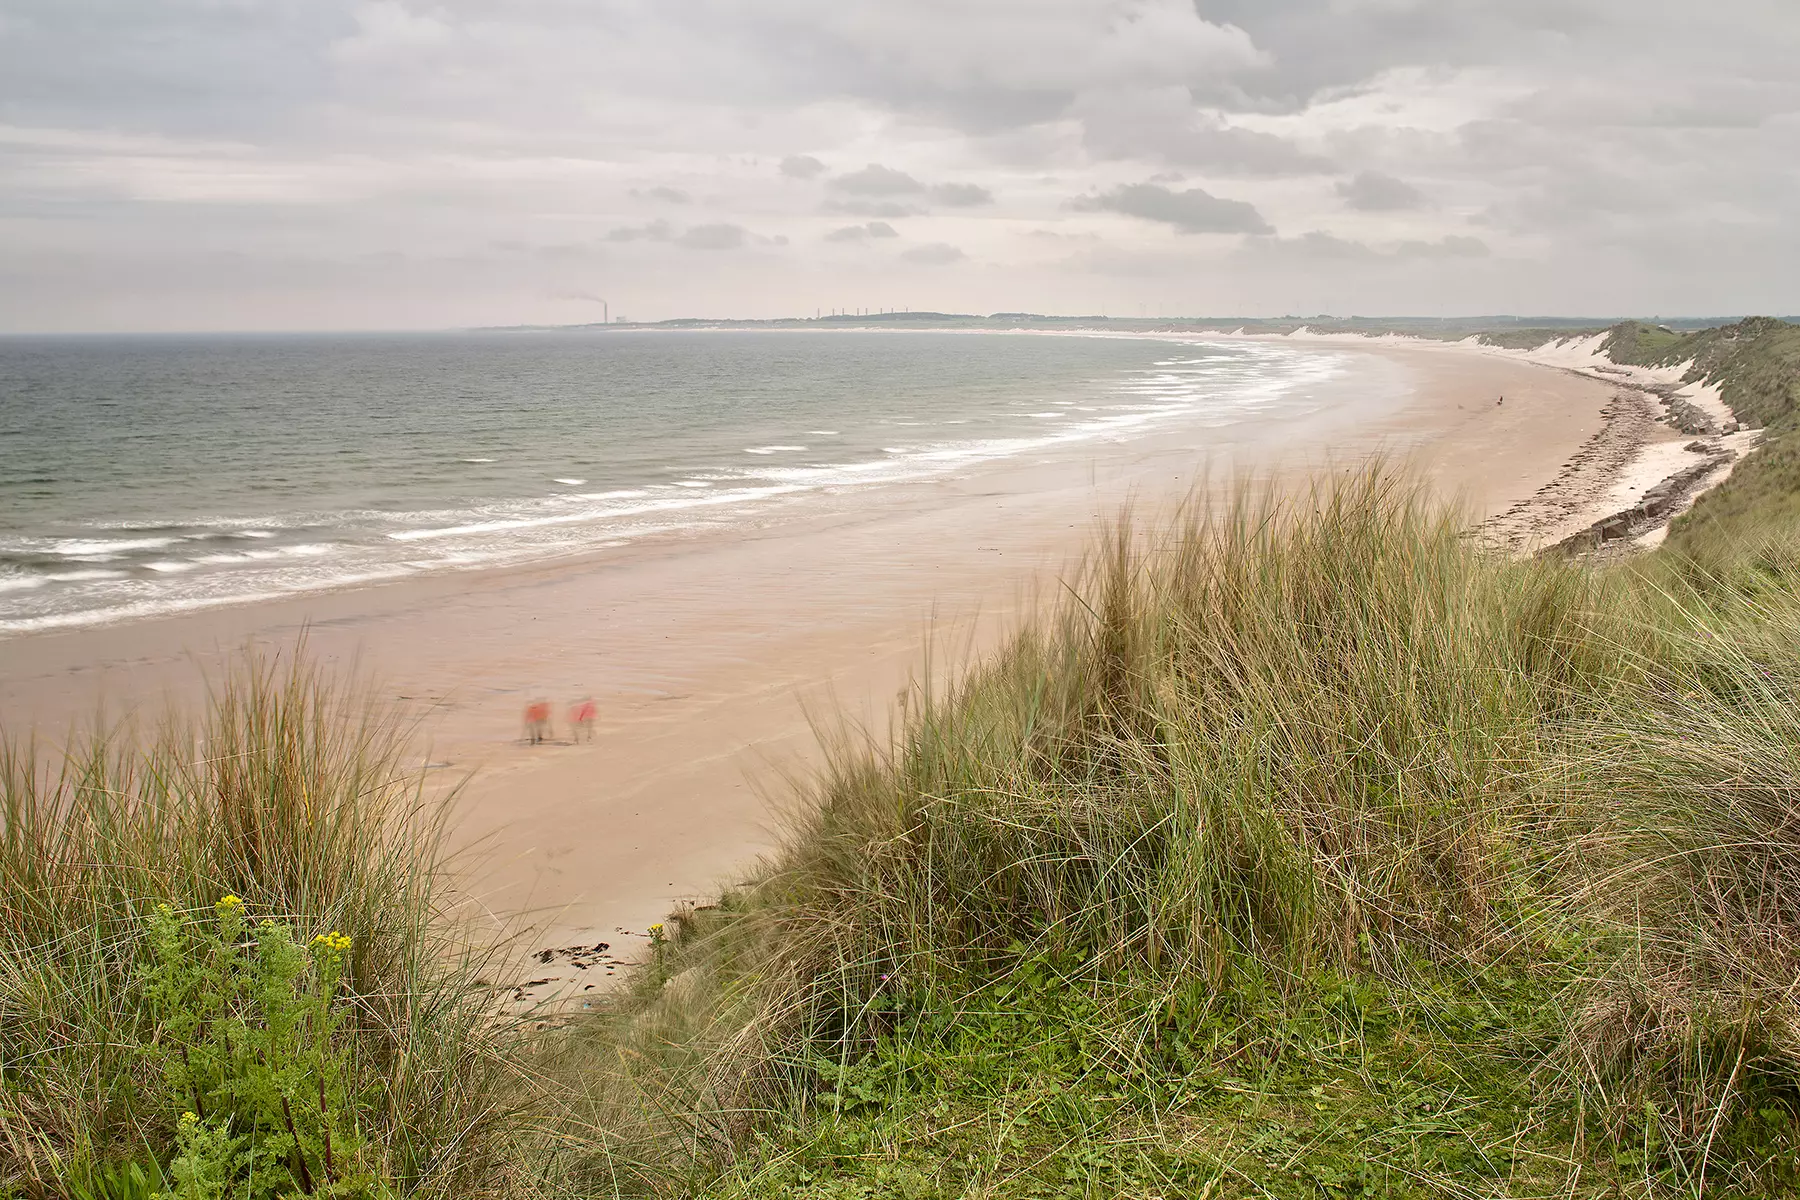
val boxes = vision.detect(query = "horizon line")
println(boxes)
[3,312,1793,339]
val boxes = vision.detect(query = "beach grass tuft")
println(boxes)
[0,652,532,1199]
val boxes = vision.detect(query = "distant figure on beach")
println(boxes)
[571,696,597,742]
[1497,394,1504,405]
[524,699,551,744]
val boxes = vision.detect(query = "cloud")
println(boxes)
[1072,86,1336,175]
[822,199,927,218]
[605,220,673,243]
[829,163,926,195]
[633,185,692,204]
[604,221,772,250]
[3,0,1798,328]
[929,182,994,206]
[824,221,900,242]
[1336,170,1426,211]
[1070,182,1272,234]
[1398,234,1488,258]
[1240,231,1490,262]
[674,223,751,250]
[779,154,826,179]
[901,242,966,265]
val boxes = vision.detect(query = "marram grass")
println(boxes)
[556,470,1800,1196]
[0,653,531,1199]
[11,469,1800,1198]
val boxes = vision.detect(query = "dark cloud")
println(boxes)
[1073,88,1335,175]
[824,221,900,242]
[829,164,926,195]
[1191,0,1611,111]
[901,242,966,265]
[929,182,995,206]
[1071,183,1272,234]
[779,154,827,178]
[1336,171,1425,212]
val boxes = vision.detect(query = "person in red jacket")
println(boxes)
[524,699,551,744]
[570,696,597,742]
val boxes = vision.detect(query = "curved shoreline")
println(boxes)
[0,337,1627,1008]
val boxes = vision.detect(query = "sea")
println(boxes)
[0,329,1347,636]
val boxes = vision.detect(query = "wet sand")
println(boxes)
[0,339,1622,997]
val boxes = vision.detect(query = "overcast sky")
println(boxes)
[2,0,1797,331]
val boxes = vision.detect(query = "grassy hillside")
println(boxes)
[1604,317,1800,429]
[13,467,1800,1198]
[1645,318,1800,559]
[543,475,1800,1198]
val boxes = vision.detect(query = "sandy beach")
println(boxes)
[0,336,1654,999]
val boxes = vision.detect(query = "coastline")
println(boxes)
[0,335,1664,1003]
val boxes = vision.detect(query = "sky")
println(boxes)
[1,0,1797,332]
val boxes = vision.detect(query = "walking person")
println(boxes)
[524,699,551,744]
[570,696,597,742]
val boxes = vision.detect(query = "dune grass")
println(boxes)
[548,471,1800,1197]
[0,655,534,1199]
[10,468,1800,1198]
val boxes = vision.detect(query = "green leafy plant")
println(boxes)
[140,897,385,1199]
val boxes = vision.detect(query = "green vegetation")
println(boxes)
[1474,327,1607,350]
[1,661,527,1198]
[1646,318,1800,561]
[11,342,1800,1195]
[547,473,1800,1198]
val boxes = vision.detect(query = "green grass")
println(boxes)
[0,655,535,1199]
[1465,317,1800,570]
[1474,327,1608,350]
[538,472,1800,1197]
[13,464,1800,1198]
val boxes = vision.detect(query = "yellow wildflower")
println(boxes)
[216,894,244,911]
[311,930,353,954]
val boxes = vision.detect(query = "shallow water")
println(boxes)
[0,328,1343,633]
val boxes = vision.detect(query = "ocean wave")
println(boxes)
[52,536,178,556]
[384,485,808,543]
[193,543,337,566]
[2,334,1351,637]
